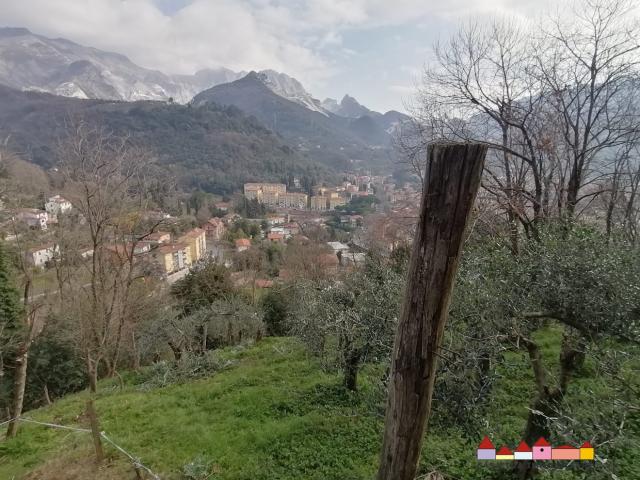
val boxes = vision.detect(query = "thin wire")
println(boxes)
[1,416,161,479]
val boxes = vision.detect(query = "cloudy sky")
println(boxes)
[0,0,557,112]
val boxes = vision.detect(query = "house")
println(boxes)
[152,243,189,274]
[327,241,350,254]
[282,222,299,237]
[532,438,552,460]
[203,218,226,241]
[214,202,231,212]
[24,243,58,268]
[267,232,284,244]
[514,441,533,460]
[579,442,594,460]
[178,228,206,263]
[78,247,94,259]
[235,238,251,252]
[552,445,580,460]
[44,195,72,216]
[477,436,496,460]
[495,446,514,461]
[15,209,48,230]
[145,231,171,245]
[266,213,286,225]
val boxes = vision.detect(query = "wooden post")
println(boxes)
[86,399,105,463]
[376,143,487,480]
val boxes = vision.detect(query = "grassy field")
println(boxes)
[0,332,638,479]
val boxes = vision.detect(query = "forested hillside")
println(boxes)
[0,85,330,194]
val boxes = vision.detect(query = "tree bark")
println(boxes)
[376,143,487,480]
[5,346,28,438]
[86,399,104,463]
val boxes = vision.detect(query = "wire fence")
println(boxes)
[2,415,161,479]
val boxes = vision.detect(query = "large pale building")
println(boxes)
[243,183,307,209]
[178,228,207,264]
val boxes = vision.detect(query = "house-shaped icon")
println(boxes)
[477,436,496,460]
[580,441,595,460]
[514,440,532,460]
[496,446,514,460]
[532,437,552,460]
[552,445,580,460]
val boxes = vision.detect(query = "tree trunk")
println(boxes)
[376,143,487,480]
[343,347,361,392]
[86,399,104,463]
[6,346,28,438]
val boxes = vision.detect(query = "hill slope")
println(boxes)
[1,333,636,480]
[0,85,329,194]
[193,73,396,170]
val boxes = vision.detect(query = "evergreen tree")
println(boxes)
[0,242,22,341]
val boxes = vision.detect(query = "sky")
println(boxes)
[0,0,559,112]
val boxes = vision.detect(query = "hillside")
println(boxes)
[193,73,396,171]
[0,85,329,194]
[1,334,637,480]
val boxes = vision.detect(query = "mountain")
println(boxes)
[0,84,331,194]
[0,27,245,103]
[258,70,329,115]
[324,95,372,119]
[192,72,396,170]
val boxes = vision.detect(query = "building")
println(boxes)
[145,231,171,245]
[267,232,285,244]
[203,218,226,241]
[329,197,347,210]
[15,209,48,230]
[235,238,251,252]
[310,196,328,211]
[532,437,552,460]
[514,441,533,460]
[579,442,594,460]
[244,183,307,209]
[477,436,496,460]
[178,228,207,263]
[282,223,300,237]
[327,241,350,254]
[552,445,580,460]
[495,446,514,461]
[44,195,72,216]
[153,243,189,274]
[25,243,58,268]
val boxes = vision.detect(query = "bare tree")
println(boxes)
[57,121,170,391]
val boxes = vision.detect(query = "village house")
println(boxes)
[282,222,299,237]
[15,208,48,230]
[178,228,206,263]
[202,217,226,241]
[235,238,251,252]
[327,241,350,255]
[44,195,72,216]
[24,243,58,268]
[145,231,171,245]
[267,232,285,244]
[214,202,231,212]
[153,243,189,274]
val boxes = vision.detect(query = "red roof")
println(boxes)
[478,436,494,449]
[496,446,512,455]
[515,441,531,452]
[581,441,593,449]
[533,437,551,447]
[235,238,251,247]
[554,445,577,450]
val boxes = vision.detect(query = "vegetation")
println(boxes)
[0,334,637,479]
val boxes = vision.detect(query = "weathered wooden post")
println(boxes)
[376,143,487,480]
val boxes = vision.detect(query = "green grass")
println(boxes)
[0,332,638,479]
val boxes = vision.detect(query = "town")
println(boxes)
[1,174,420,294]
